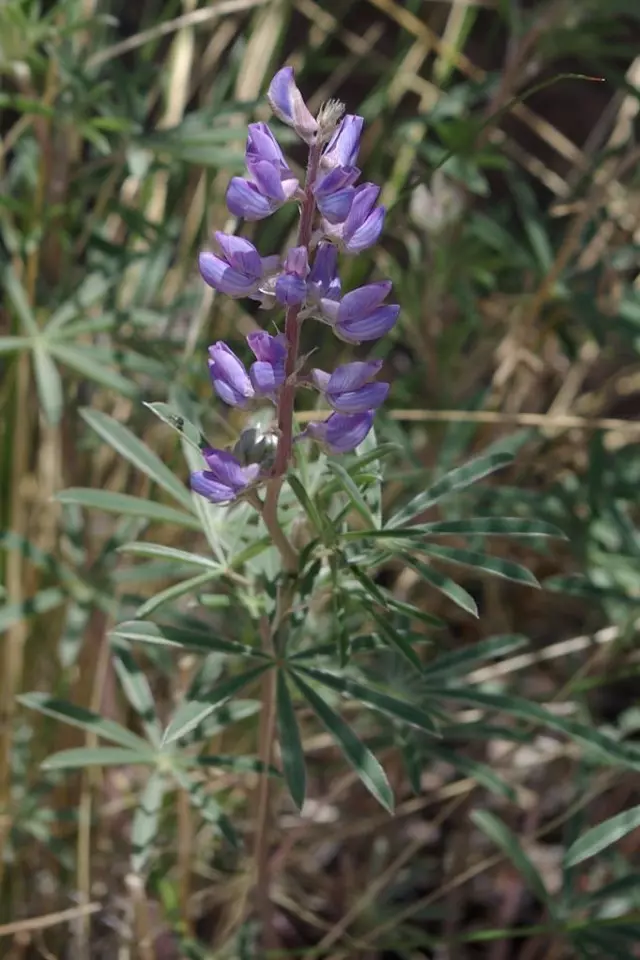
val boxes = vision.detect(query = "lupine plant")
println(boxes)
[24,66,640,955]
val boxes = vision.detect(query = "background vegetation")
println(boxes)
[1,0,640,956]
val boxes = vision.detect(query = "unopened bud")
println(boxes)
[233,427,279,470]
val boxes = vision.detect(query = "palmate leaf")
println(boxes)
[41,746,155,770]
[388,451,513,529]
[471,810,552,908]
[18,693,149,750]
[290,671,394,812]
[51,343,139,397]
[565,803,640,866]
[405,556,479,617]
[56,488,200,529]
[80,409,192,510]
[417,543,540,587]
[32,342,63,425]
[296,665,440,737]
[135,571,219,618]
[348,564,423,672]
[111,642,162,745]
[118,541,221,572]
[276,671,306,810]
[111,620,262,659]
[131,771,165,874]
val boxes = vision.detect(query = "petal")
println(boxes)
[316,186,355,224]
[337,304,400,343]
[250,360,282,395]
[198,252,257,297]
[306,411,374,453]
[208,342,254,405]
[275,272,307,305]
[307,242,338,299]
[322,115,364,169]
[344,206,386,253]
[201,448,253,490]
[190,470,237,503]
[314,166,360,197]
[260,254,281,276]
[246,122,287,166]
[310,368,331,392]
[214,232,262,277]
[267,66,318,143]
[210,378,250,407]
[327,359,383,393]
[318,297,340,324]
[247,160,286,202]
[343,183,380,237]
[247,331,287,365]
[283,245,309,278]
[338,281,392,323]
[327,381,389,414]
[226,177,275,221]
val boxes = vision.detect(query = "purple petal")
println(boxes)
[338,281,392,323]
[267,67,318,143]
[322,115,364,169]
[247,122,287,167]
[307,242,339,302]
[305,410,374,454]
[208,342,254,407]
[246,160,286,202]
[283,246,309,278]
[336,304,400,343]
[327,360,383,393]
[316,187,355,224]
[327,381,389,414]
[310,368,331,392]
[314,166,360,197]
[247,331,287,365]
[344,206,386,253]
[343,183,379,232]
[226,178,275,220]
[260,254,281,276]
[275,272,307,305]
[250,360,282,395]
[190,470,237,503]
[214,232,262,277]
[198,252,257,297]
[202,448,259,489]
[318,297,340,324]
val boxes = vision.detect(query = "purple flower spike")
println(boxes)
[303,410,375,454]
[190,448,260,503]
[307,242,341,303]
[312,360,389,413]
[322,115,364,169]
[208,342,255,407]
[247,331,287,396]
[199,233,279,299]
[267,67,318,144]
[275,246,309,306]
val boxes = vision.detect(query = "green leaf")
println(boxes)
[276,671,306,810]
[143,402,208,454]
[163,665,269,744]
[0,336,31,353]
[41,746,154,770]
[135,572,219,618]
[111,642,162,744]
[50,343,138,397]
[288,474,326,537]
[3,264,39,335]
[0,587,65,632]
[131,771,165,874]
[388,452,513,528]
[17,693,149,750]
[471,809,551,906]
[194,755,279,776]
[422,743,516,800]
[406,557,479,617]
[290,671,394,812]
[425,634,529,681]
[326,460,378,528]
[80,409,192,510]
[46,273,114,333]
[172,765,239,849]
[111,620,261,659]
[418,544,540,587]
[417,517,566,538]
[117,541,220,571]
[565,804,640,866]
[32,343,63,425]
[56,488,199,528]
[371,611,425,674]
[297,666,440,736]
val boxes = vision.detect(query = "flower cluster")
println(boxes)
[191,67,398,503]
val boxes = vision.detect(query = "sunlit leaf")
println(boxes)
[41,747,154,770]
[565,803,640,866]
[131,771,165,873]
[18,693,148,750]
[406,557,478,617]
[56,488,200,528]
[32,343,63,425]
[418,543,540,587]
[111,620,262,659]
[163,665,269,744]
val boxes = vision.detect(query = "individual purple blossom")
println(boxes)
[247,331,287,396]
[190,448,260,503]
[311,360,389,414]
[275,246,309,306]
[306,242,341,303]
[303,410,375,454]
[318,280,399,344]
[321,115,364,169]
[199,233,280,299]
[313,166,359,224]
[226,123,299,221]
[208,342,254,407]
[267,67,318,144]
[323,183,385,254]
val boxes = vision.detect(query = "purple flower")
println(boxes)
[190,448,260,503]
[311,360,388,414]
[307,242,341,303]
[247,331,287,396]
[322,115,364,169]
[323,183,385,254]
[208,342,254,407]
[275,246,309,306]
[226,123,299,221]
[303,410,375,454]
[199,233,280,298]
[318,281,399,343]
[313,166,359,224]
[267,67,318,144]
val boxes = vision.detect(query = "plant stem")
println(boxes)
[253,623,278,950]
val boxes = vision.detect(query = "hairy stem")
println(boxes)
[253,624,278,950]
